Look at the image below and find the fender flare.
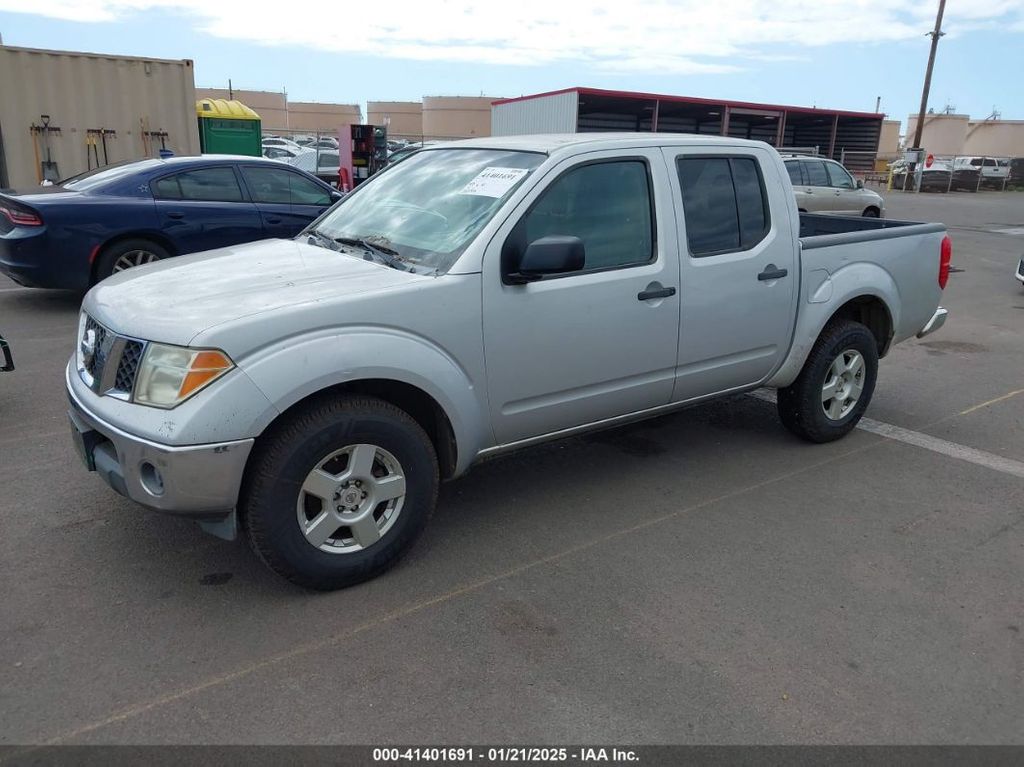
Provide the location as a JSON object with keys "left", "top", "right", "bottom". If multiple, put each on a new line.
{"left": 238, "top": 327, "right": 491, "bottom": 476}
{"left": 767, "top": 262, "right": 899, "bottom": 389}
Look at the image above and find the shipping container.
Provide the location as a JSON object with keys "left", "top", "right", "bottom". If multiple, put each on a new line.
{"left": 0, "top": 45, "right": 200, "bottom": 189}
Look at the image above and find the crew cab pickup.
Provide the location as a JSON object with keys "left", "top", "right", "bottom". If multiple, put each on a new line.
{"left": 67, "top": 134, "right": 950, "bottom": 590}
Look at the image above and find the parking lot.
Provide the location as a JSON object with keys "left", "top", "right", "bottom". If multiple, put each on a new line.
{"left": 1, "top": 191, "right": 1022, "bottom": 746}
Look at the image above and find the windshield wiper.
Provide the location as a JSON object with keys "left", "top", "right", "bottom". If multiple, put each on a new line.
{"left": 305, "top": 229, "right": 340, "bottom": 251}
{"left": 333, "top": 236, "right": 412, "bottom": 272}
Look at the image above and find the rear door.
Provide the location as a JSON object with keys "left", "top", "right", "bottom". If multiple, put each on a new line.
{"left": 239, "top": 164, "right": 334, "bottom": 238}
{"left": 798, "top": 159, "right": 836, "bottom": 212}
{"left": 663, "top": 147, "right": 798, "bottom": 401}
{"left": 151, "top": 166, "right": 262, "bottom": 254}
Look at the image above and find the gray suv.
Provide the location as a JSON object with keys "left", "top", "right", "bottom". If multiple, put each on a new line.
{"left": 784, "top": 156, "right": 885, "bottom": 217}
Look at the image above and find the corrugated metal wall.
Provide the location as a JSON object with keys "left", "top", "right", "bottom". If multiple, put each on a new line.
{"left": 491, "top": 91, "right": 578, "bottom": 136}
{"left": 0, "top": 45, "right": 200, "bottom": 189}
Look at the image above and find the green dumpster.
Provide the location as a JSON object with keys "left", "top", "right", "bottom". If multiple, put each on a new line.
{"left": 196, "top": 99, "right": 261, "bottom": 156}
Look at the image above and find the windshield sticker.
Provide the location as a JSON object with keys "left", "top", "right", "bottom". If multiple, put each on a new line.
{"left": 459, "top": 167, "right": 529, "bottom": 198}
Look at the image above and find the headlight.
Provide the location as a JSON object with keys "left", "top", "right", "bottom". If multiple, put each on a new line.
{"left": 134, "top": 343, "right": 234, "bottom": 408}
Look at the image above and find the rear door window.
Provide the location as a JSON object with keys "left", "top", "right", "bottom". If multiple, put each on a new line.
{"left": 152, "top": 167, "right": 244, "bottom": 202}
{"left": 676, "top": 156, "right": 770, "bottom": 257}
{"left": 803, "top": 161, "right": 829, "bottom": 186}
{"left": 785, "top": 161, "right": 804, "bottom": 185}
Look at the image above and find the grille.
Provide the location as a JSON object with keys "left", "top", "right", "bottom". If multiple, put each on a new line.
{"left": 83, "top": 315, "right": 109, "bottom": 381}
{"left": 114, "top": 340, "right": 144, "bottom": 393}
{"left": 79, "top": 314, "right": 145, "bottom": 397}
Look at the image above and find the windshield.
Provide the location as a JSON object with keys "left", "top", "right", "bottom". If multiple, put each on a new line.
{"left": 306, "top": 148, "right": 544, "bottom": 273}
{"left": 62, "top": 159, "right": 163, "bottom": 191}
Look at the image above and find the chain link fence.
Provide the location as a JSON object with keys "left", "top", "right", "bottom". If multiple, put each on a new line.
{"left": 887, "top": 154, "right": 1016, "bottom": 193}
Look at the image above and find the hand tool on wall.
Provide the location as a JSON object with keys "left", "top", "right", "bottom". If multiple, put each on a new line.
{"left": 30, "top": 115, "right": 62, "bottom": 183}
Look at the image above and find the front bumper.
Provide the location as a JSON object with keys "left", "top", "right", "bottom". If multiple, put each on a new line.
{"left": 67, "top": 377, "right": 254, "bottom": 520}
{"left": 916, "top": 306, "right": 948, "bottom": 339}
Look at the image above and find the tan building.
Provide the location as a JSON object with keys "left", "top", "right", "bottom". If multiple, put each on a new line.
{"left": 422, "top": 96, "right": 496, "bottom": 139}
{"left": 195, "top": 88, "right": 288, "bottom": 130}
{"left": 906, "top": 112, "right": 1024, "bottom": 157}
{"left": 195, "top": 89, "right": 360, "bottom": 134}
{"left": 878, "top": 119, "right": 901, "bottom": 159}
{"left": 368, "top": 101, "right": 423, "bottom": 138}
{"left": 287, "top": 102, "right": 361, "bottom": 133}
{"left": 1, "top": 44, "right": 200, "bottom": 188}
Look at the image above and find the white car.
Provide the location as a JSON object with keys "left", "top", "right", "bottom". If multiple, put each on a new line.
{"left": 261, "top": 136, "right": 305, "bottom": 152}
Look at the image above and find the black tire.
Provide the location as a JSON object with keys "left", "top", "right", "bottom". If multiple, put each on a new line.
{"left": 93, "top": 238, "right": 170, "bottom": 283}
{"left": 776, "top": 320, "right": 879, "bottom": 443}
{"left": 242, "top": 395, "right": 438, "bottom": 590}
{"left": 862, "top": 206, "right": 880, "bottom": 218}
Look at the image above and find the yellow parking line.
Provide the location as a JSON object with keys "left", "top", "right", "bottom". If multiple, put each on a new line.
{"left": 959, "top": 389, "right": 1024, "bottom": 416}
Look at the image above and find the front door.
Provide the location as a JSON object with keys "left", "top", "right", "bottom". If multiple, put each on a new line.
{"left": 664, "top": 147, "right": 798, "bottom": 401}
{"left": 826, "top": 161, "right": 863, "bottom": 215}
{"left": 482, "top": 150, "right": 680, "bottom": 445}
{"left": 239, "top": 164, "right": 334, "bottom": 238}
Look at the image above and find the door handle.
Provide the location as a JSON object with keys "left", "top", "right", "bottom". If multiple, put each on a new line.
{"left": 758, "top": 264, "right": 789, "bottom": 281}
{"left": 266, "top": 217, "right": 283, "bottom": 224}
{"left": 167, "top": 212, "right": 185, "bottom": 220}
{"left": 637, "top": 285, "right": 676, "bottom": 301}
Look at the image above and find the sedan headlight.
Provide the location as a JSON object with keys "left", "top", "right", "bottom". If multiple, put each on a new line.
{"left": 134, "top": 343, "right": 234, "bottom": 408}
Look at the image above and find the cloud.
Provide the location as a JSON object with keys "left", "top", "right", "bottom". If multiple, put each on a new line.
{"left": 2, "top": 0, "right": 1023, "bottom": 74}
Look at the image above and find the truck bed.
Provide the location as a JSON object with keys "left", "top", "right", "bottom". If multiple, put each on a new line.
{"left": 799, "top": 212, "right": 944, "bottom": 243}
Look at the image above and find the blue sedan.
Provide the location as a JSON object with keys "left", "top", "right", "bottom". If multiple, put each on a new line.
{"left": 0, "top": 155, "right": 343, "bottom": 290}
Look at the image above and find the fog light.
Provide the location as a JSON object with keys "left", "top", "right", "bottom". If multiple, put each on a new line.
{"left": 139, "top": 461, "right": 165, "bottom": 496}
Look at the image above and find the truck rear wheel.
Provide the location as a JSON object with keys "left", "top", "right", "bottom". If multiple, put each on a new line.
{"left": 242, "top": 394, "right": 438, "bottom": 590}
{"left": 776, "top": 319, "right": 878, "bottom": 443}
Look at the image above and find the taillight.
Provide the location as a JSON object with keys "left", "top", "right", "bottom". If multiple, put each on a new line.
{"left": 938, "top": 235, "right": 952, "bottom": 289}
{"left": 0, "top": 204, "right": 43, "bottom": 227}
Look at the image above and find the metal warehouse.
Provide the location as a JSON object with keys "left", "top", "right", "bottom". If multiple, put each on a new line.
{"left": 492, "top": 87, "right": 884, "bottom": 171}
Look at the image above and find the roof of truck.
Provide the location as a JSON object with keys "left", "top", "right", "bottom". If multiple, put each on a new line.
{"left": 434, "top": 133, "right": 769, "bottom": 155}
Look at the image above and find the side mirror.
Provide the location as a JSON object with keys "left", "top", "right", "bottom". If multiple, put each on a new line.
{"left": 508, "top": 236, "right": 585, "bottom": 284}
{"left": 330, "top": 190, "right": 345, "bottom": 202}
{"left": 856, "top": 179, "right": 864, "bottom": 189}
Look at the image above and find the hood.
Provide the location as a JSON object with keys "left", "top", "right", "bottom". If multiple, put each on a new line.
{"left": 85, "top": 238, "right": 428, "bottom": 347}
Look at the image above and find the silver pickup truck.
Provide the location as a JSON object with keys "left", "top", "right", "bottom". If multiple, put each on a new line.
{"left": 67, "top": 134, "right": 950, "bottom": 590}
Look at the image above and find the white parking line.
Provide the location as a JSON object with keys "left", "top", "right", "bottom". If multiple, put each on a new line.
{"left": 748, "top": 390, "right": 1024, "bottom": 480}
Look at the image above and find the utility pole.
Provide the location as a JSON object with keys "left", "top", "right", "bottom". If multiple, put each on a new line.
{"left": 912, "top": 0, "right": 946, "bottom": 149}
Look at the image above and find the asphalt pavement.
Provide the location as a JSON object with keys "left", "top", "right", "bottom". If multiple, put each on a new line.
{"left": 0, "top": 190, "right": 1021, "bottom": 746}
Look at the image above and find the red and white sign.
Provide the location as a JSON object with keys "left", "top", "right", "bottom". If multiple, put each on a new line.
{"left": 925, "top": 153, "right": 934, "bottom": 168}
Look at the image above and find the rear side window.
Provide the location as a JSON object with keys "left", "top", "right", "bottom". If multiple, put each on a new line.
{"left": 803, "top": 161, "right": 829, "bottom": 186}
{"left": 676, "top": 156, "right": 770, "bottom": 257}
{"left": 785, "top": 161, "right": 804, "bottom": 186}
{"left": 521, "top": 160, "right": 654, "bottom": 271}
{"left": 152, "top": 167, "right": 244, "bottom": 202}
{"left": 241, "top": 166, "right": 331, "bottom": 205}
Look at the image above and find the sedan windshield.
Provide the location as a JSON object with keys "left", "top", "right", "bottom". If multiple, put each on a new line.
{"left": 306, "top": 148, "right": 544, "bottom": 273}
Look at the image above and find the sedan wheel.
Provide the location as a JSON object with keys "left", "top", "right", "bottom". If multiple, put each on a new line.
{"left": 112, "top": 249, "right": 161, "bottom": 272}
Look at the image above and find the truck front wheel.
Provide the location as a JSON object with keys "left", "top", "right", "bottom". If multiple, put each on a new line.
{"left": 776, "top": 320, "right": 878, "bottom": 443}
{"left": 242, "top": 395, "right": 438, "bottom": 590}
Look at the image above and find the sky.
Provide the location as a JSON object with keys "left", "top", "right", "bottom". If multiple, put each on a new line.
{"left": 1, "top": 1, "right": 1022, "bottom": 131}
